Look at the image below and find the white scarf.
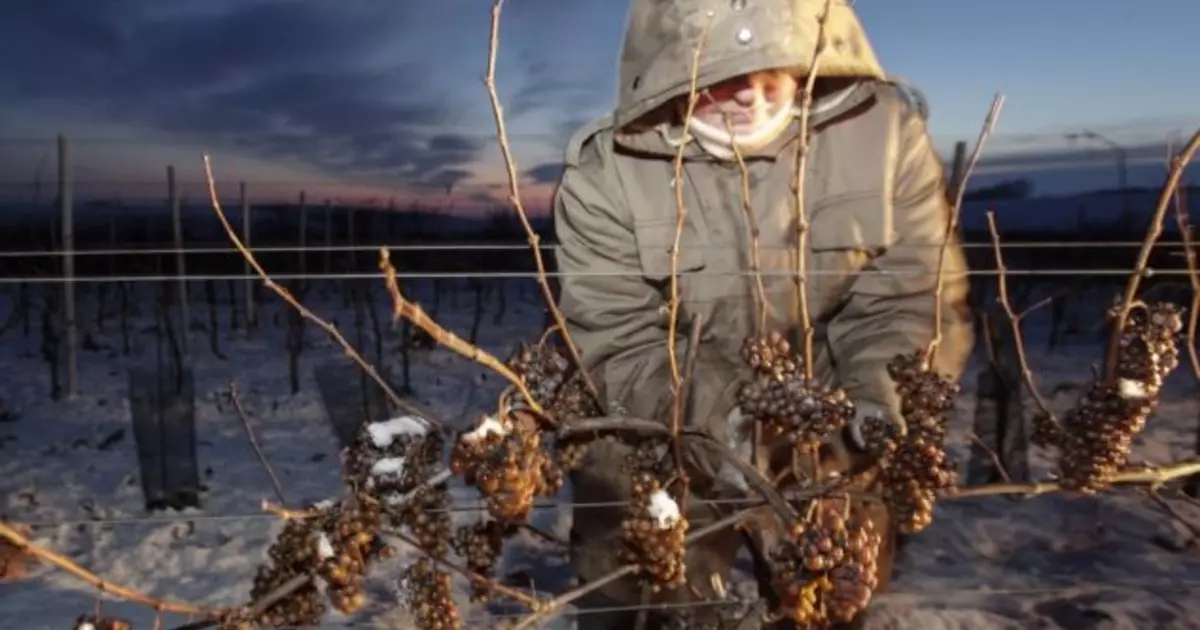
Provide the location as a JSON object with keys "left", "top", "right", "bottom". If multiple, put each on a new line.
{"left": 682, "top": 82, "right": 861, "bottom": 160}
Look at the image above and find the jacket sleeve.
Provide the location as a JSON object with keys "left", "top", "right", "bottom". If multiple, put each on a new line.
{"left": 552, "top": 129, "right": 741, "bottom": 430}
{"left": 824, "top": 100, "right": 974, "bottom": 423}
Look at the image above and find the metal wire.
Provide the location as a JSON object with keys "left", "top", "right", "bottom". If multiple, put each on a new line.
{"left": 34, "top": 577, "right": 1200, "bottom": 630}
{"left": 0, "top": 267, "right": 1193, "bottom": 285}
{"left": 0, "top": 240, "right": 1191, "bottom": 259}
{"left": 18, "top": 497, "right": 765, "bottom": 530}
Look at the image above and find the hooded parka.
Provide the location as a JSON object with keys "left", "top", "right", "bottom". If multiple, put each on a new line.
{"left": 552, "top": 1, "right": 973, "bottom": 627}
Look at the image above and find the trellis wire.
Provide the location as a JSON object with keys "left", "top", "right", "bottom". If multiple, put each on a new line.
{"left": 0, "top": 240, "right": 1190, "bottom": 258}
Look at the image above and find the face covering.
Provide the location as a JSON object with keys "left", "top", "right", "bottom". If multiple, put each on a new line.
{"left": 681, "top": 71, "right": 859, "bottom": 160}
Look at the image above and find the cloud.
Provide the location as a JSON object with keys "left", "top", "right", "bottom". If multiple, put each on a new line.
{"left": 0, "top": 0, "right": 485, "bottom": 191}
{"left": 524, "top": 162, "right": 564, "bottom": 185}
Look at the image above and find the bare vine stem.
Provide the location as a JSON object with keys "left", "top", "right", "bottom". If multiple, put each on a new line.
{"left": 984, "top": 211, "right": 1057, "bottom": 423}
{"left": 201, "top": 156, "right": 441, "bottom": 431}
{"left": 508, "top": 508, "right": 753, "bottom": 630}
{"left": 723, "top": 116, "right": 769, "bottom": 333}
{"left": 0, "top": 521, "right": 221, "bottom": 617}
{"left": 227, "top": 381, "right": 287, "bottom": 505}
{"left": 791, "top": 0, "right": 834, "bottom": 379}
{"left": 1102, "top": 129, "right": 1200, "bottom": 381}
{"left": 925, "top": 94, "right": 1004, "bottom": 361}
{"left": 379, "top": 249, "right": 545, "bottom": 416}
{"left": 483, "top": 0, "right": 599, "bottom": 403}
{"left": 666, "top": 12, "right": 714, "bottom": 386}
{"left": 1167, "top": 159, "right": 1200, "bottom": 383}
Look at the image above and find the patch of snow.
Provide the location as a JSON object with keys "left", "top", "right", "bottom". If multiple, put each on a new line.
{"left": 366, "top": 416, "right": 428, "bottom": 447}
{"left": 0, "top": 282, "right": 1198, "bottom": 630}
{"left": 1117, "top": 378, "right": 1149, "bottom": 399}
{"left": 370, "top": 457, "right": 406, "bottom": 478}
{"left": 316, "top": 533, "right": 335, "bottom": 560}
{"left": 646, "top": 490, "right": 681, "bottom": 529}
{"left": 461, "top": 415, "right": 509, "bottom": 443}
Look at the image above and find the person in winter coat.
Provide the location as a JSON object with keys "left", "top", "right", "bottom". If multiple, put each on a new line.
{"left": 551, "top": 0, "right": 973, "bottom": 628}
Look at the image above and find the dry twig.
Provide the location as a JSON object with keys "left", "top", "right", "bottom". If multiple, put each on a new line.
{"left": 383, "top": 529, "right": 542, "bottom": 608}
{"left": 227, "top": 381, "right": 287, "bottom": 505}
{"left": 1103, "top": 129, "right": 1200, "bottom": 381}
{"left": 723, "top": 116, "right": 770, "bottom": 333}
{"left": 201, "top": 156, "right": 440, "bottom": 431}
{"left": 984, "top": 211, "right": 1057, "bottom": 423}
{"left": 945, "top": 459, "right": 1200, "bottom": 499}
{"left": 557, "top": 417, "right": 800, "bottom": 524}
{"left": 1168, "top": 160, "right": 1200, "bottom": 382}
{"left": 791, "top": 0, "right": 834, "bottom": 379}
{"left": 509, "top": 509, "right": 753, "bottom": 630}
{"left": 926, "top": 94, "right": 1004, "bottom": 361}
{"left": 483, "top": 0, "right": 599, "bottom": 403}
{"left": 0, "top": 520, "right": 219, "bottom": 617}
{"left": 666, "top": 12, "right": 714, "bottom": 385}
{"left": 379, "top": 249, "right": 544, "bottom": 416}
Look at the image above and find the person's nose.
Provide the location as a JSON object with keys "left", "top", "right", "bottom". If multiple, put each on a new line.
{"left": 731, "top": 82, "right": 759, "bottom": 107}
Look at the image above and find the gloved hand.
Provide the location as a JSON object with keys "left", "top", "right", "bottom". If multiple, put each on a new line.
{"left": 708, "top": 406, "right": 754, "bottom": 493}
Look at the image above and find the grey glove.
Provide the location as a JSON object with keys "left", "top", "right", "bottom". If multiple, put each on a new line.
{"left": 711, "top": 406, "right": 755, "bottom": 493}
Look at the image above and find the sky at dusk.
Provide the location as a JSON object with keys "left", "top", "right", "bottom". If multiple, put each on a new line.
{"left": 0, "top": 0, "right": 1197, "bottom": 212}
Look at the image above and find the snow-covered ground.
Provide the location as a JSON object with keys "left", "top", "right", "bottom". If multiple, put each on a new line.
{"left": 1, "top": 278, "right": 1198, "bottom": 629}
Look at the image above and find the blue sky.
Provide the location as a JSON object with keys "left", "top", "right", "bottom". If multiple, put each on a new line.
{"left": 0, "top": 0, "right": 1195, "bottom": 210}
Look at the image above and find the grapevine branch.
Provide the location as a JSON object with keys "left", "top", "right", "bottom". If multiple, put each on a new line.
{"left": 1169, "top": 172, "right": 1200, "bottom": 383}
{"left": 509, "top": 508, "right": 753, "bottom": 630}
{"left": 483, "top": 0, "right": 599, "bottom": 404}
{"left": 926, "top": 93, "right": 1004, "bottom": 361}
{"left": 723, "top": 115, "right": 769, "bottom": 333}
{"left": 0, "top": 520, "right": 220, "bottom": 617}
{"left": 671, "top": 315, "right": 705, "bottom": 503}
{"left": 557, "top": 417, "right": 804, "bottom": 525}
{"left": 227, "top": 380, "right": 287, "bottom": 505}
{"left": 1103, "top": 129, "right": 1200, "bottom": 381}
{"left": 662, "top": 11, "right": 714, "bottom": 523}
{"left": 379, "top": 249, "right": 545, "bottom": 417}
{"left": 791, "top": 0, "right": 834, "bottom": 380}
{"left": 984, "top": 211, "right": 1057, "bottom": 423}
{"left": 666, "top": 11, "right": 714, "bottom": 385}
{"left": 201, "top": 156, "right": 442, "bottom": 432}
{"left": 722, "top": 125, "right": 770, "bottom": 474}
{"left": 382, "top": 529, "right": 541, "bottom": 608}
{"left": 945, "top": 459, "right": 1200, "bottom": 499}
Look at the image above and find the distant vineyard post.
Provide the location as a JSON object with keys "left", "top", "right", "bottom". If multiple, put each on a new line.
{"left": 168, "top": 164, "right": 190, "bottom": 358}
{"left": 56, "top": 134, "right": 80, "bottom": 397}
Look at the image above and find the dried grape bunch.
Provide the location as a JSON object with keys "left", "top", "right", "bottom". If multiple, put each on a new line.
{"left": 315, "top": 493, "right": 385, "bottom": 615}
{"left": 551, "top": 374, "right": 602, "bottom": 422}
{"left": 345, "top": 416, "right": 452, "bottom": 555}
{"left": 450, "top": 415, "right": 563, "bottom": 524}
{"left": 770, "top": 499, "right": 882, "bottom": 627}
{"left": 400, "top": 558, "right": 461, "bottom": 630}
{"left": 250, "top": 507, "right": 334, "bottom": 628}
{"left": 737, "top": 334, "right": 855, "bottom": 451}
{"left": 880, "top": 349, "right": 959, "bottom": 534}
{"left": 556, "top": 436, "right": 589, "bottom": 472}
{"left": 507, "top": 341, "right": 569, "bottom": 408}
{"left": 618, "top": 471, "right": 688, "bottom": 591}
{"left": 854, "top": 413, "right": 900, "bottom": 461}
{"left": 740, "top": 331, "right": 799, "bottom": 379}
{"left": 508, "top": 338, "right": 602, "bottom": 424}
{"left": 622, "top": 439, "right": 674, "bottom": 479}
{"left": 451, "top": 520, "right": 511, "bottom": 602}
{"left": 1057, "top": 301, "right": 1183, "bottom": 493}
{"left": 1030, "top": 410, "right": 1064, "bottom": 449}
{"left": 73, "top": 616, "right": 132, "bottom": 630}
